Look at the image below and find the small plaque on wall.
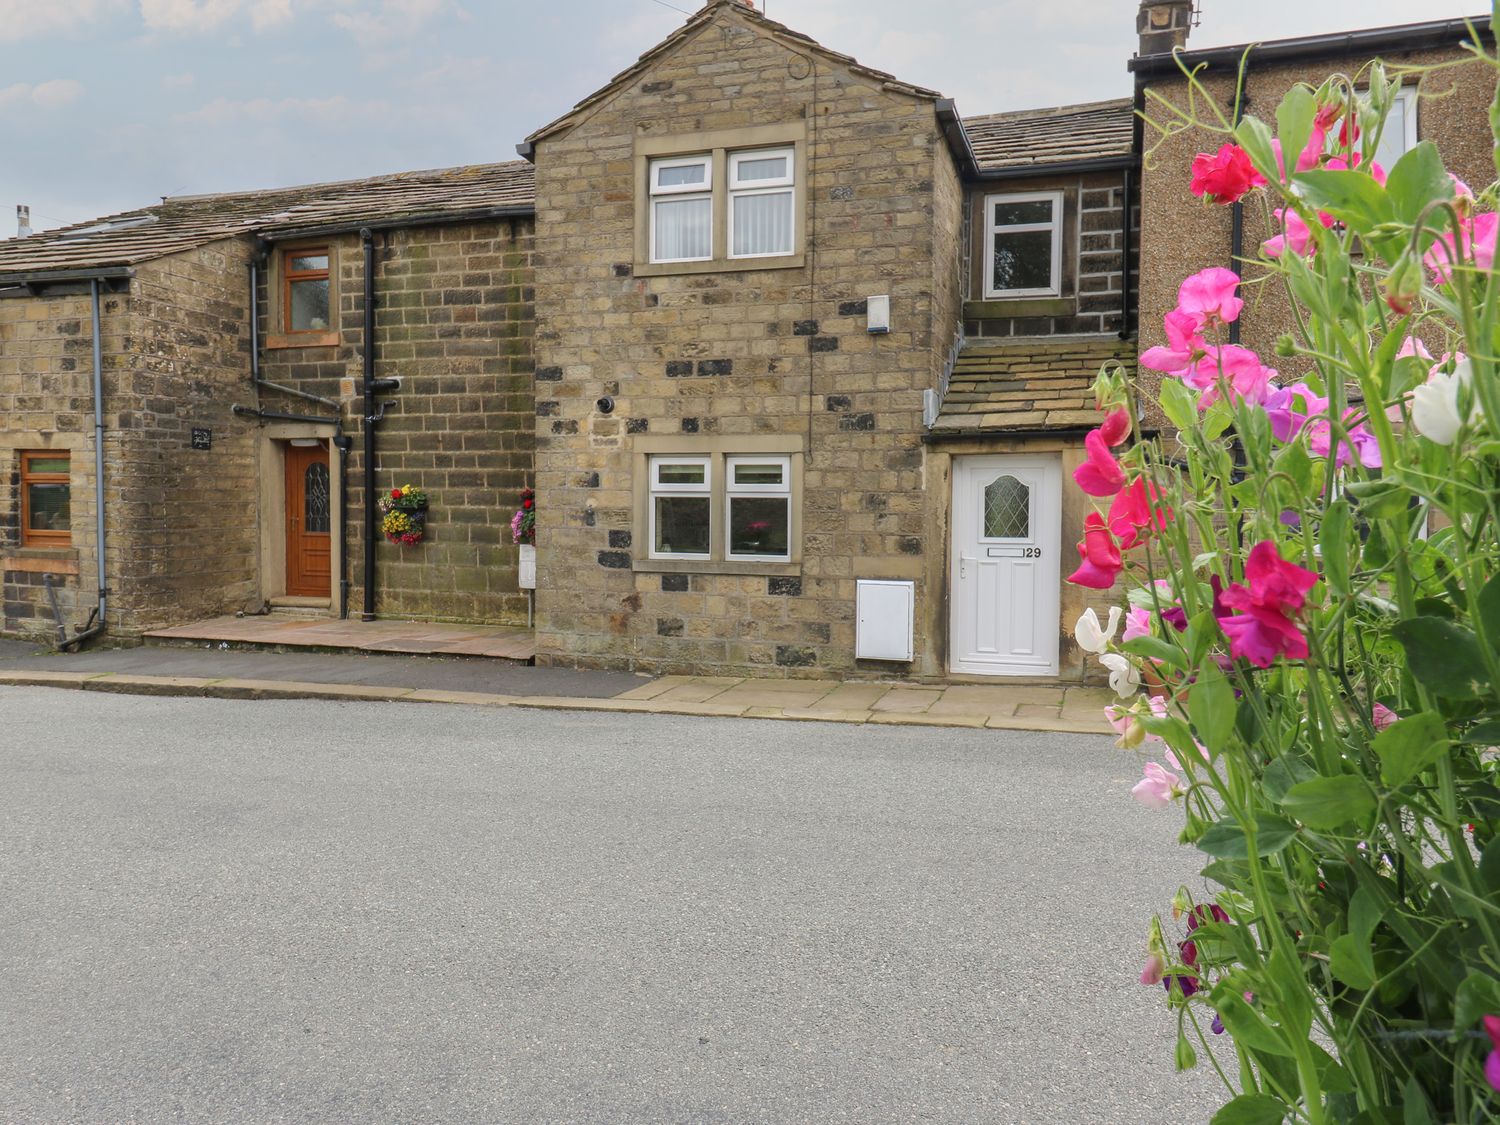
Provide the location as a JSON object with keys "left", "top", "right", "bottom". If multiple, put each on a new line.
{"left": 191, "top": 428, "right": 211, "bottom": 450}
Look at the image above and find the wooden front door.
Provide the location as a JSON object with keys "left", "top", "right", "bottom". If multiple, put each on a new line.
{"left": 285, "top": 443, "right": 331, "bottom": 598}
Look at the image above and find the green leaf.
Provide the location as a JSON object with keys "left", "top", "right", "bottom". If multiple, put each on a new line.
{"left": 1188, "top": 662, "right": 1236, "bottom": 756}
{"left": 1262, "top": 756, "right": 1316, "bottom": 804}
{"left": 1330, "top": 933, "right": 1377, "bottom": 989}
{"left": 1402, "top": 1078, "right": 1435, "bottom": 1125}
{"left": 1384, "top": 141, "right": 1454, "bottom": 227}
{"left": 1320, "top": 500, "right": 1352, "bottom": 597}
{"left": 1374, "top": 711, "right": 1449, "bottom": 787}
{"left": 1232, "top": 114, "right": 1278, "bottom": 186}
{"left": 1344, "top": 478, "right": 1414, "bottom": 521}
{"left": 1293, "top": 168, "right": 1392, "bottom": 233}
{"left": 1455, "top": 972, "right": 1500, "bottom": 1029}
{"left": 1280, "top": 775, "right": 1376, "bottom": 830}
{"left": 1391, "top": 617, "right": 1490, "bottom": 700}
{"left": 1122, "top": 634, "right": 1185, "bottom": 668}
{"left": 1479, "top": 570, "right": 1500, "bottom": 650}
{"left": 1274, "top": 440, "right": 1313, "bottom": 495}
{"left": 1198, "top": 814, "right": 1298, "bottom": 859}
{"left": 1212, "top": 987, "right": 1295, "bottom": 1056}
{"left": 1161, "top": 378, "right": 1200, "bottom": 431}
{"left": 1274, "top": 86, "right": 1317, "bottom": 184}
{"left": 1481, "top": 835, "right": 1500, "bottom": 894}
{"left": 1211, "top": 1095, "right": 1287, "bottom": 1125}
{"left": 1349, "top": 884, "right": 1384, "bottom": 944}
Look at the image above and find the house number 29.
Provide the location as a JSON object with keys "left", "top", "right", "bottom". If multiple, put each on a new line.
{"left": 1022, "top": 547, "right": 1042, "bottom": 558}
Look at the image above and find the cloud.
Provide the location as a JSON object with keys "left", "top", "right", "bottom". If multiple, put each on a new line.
{"left": 0, "top": 0, "right": 126, "bottom": 42}
{"left": 0, "top": 80, "right": 86, "bottom": 111}
{"left": 330, "top": 0, "right": 456, "bottom": 47}
{"left": 162, "top": 71, "right": 196, "bottom": 87}
{"left": 176, "top": 93, "right": 373, "bottom": 127}
{"left": 138, "top": 0, "right": 293, "bottom": 34}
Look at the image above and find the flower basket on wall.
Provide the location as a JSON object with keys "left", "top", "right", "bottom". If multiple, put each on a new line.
{"left": 379, "top": 484, "right": 428, "bottom": 546}
{"left": 512, "top": 488, "right": 536, "bottom": 589}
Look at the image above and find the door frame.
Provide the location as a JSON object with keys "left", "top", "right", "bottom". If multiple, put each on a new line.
{"left": 257, "top": 423, "right": 341, "bottom": 609}
{"left": 948, "top": 452, "right": 1063, "bottom": 677}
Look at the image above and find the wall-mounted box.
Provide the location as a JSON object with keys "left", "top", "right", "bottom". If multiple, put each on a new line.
{"left": 855, "top": 578, "right": 914, "bottom": 661}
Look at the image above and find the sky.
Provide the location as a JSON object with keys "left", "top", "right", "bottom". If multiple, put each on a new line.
{"left": 0, "top": 0, "right": 1485, "bottom": 233}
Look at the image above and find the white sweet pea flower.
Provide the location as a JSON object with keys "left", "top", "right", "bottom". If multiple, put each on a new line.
{"left": 1074, "top": 606, "right": 1122, "bottom": 655}
{"left": 1099, "top": 653, "right": 1141, "bottom": 698}
{"left": 1411, "top": 358, "right": 1481, "bottom": 446}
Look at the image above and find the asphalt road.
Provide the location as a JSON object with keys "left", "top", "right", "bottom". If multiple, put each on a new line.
{"left": 0, "top": 688, "right": 1218, "bottom": 1123}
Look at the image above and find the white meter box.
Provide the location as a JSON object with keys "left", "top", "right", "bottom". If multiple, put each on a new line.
{"left": 855, "top": 579, "right": 914, "bottom": 662}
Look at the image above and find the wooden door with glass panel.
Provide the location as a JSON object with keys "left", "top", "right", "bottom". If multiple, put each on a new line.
{"left": 284, "top": 443, "right": 331, "bottom": 598}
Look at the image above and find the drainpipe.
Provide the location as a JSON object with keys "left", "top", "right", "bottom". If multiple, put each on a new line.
{"left": 1119, "top": 164, "right": 1135, "bottom": 340}
{"left": 335, "top": 433, "right": 352, "bottom": 619}
{"left": 61, "top": 278, "right": 109, "bottom": 650}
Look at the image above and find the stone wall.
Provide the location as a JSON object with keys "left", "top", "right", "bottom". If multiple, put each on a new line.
{"left": 255, "top": 218, "right": 536, "bottom": 624}
{"left": 530, "top": 4, "right": 962, "bottom": 676}
{"left": 0, "top": 286, "right": 117, "bottom": 638}
{"left": 963, "top": 170, "right": 1137, "bottom": 339}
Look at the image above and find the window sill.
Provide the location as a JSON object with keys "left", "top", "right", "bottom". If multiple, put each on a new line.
{"left": 633, "top": 558, "right": 801, "bottom": 578}
{"left": 266, "top": 331, "right": 338, "bottom": 350}
{"left": 7, "top": 546, "right": 78, "bottom": 559}
{"left": 634, "top": 253, "right": 804, "bottom": 278}
{"left": 965, "top": 297, "right": 1072, "bottom": 319}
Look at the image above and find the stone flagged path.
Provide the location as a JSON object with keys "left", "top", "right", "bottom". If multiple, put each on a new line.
{"left": 144, "top": 615, "right": 537, "bottom": 661}
{"left": 0, "top": 638, "right": 1114, "bottom": 733}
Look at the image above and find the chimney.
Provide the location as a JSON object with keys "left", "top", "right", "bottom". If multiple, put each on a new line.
{"left": 1137, "top": 0, "right": 1195, "bottom": 55}
{"left": 16, "top": 204, "right": 31, "bottom": 238}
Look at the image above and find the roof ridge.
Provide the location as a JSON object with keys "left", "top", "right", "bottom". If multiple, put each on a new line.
{"left": 961, "top": 97, "right": 1134, "bottom": 126}
{"left": 163, "top": 159, "right": 533, "bottom": 206}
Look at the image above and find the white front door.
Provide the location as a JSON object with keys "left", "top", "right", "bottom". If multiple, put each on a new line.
{"left": 950, "top": 454, "right": 1062, "bottom": 676}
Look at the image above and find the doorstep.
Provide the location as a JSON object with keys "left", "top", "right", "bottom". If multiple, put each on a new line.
{"left": 142, "top": 615, "right": 536, "bottom": 663}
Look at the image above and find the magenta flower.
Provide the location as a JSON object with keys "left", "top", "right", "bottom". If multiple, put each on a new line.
{"left": 1270, "top": 127, "right": 1327, "bottom": 181}
{"left": 1177, "top": 267, "right": 1244, "bottom": 329}
{"left": 1263, "top": 207, "right": 1334, "bottom": 259}
{"left": 1107, "top": 477, "right": 1173, "bottom": 550}
{"left": 1187, "top": 344, "right": 1277, "bottom": 407}
{"left": 1066, "top": 513, "right": 1124, "bottom": 590}
{"left": 1263, "top": 382, "right": 1323, "bottom": 442}
{"left": 1189, "top": 143, "right": 1267, "bottom": 204}
{"left": 1098, "top": 407, "right": 1132, "bottom": 447}
{"left": 1485, "top": 1015, "right": 1500, "bottom": 1091}
{"left": 1217, "top": 541, "right": 1319, "bottom": 669}
{"left": 1306, "top": 410, "right": 1382, "bottom": 469}
{"left": 1371, "top": 703, "right": 1398, "bottom": 731}
{"left": 1074, "top": 428, "right": 1127, "bottom": 497}
{"left": 1425, "top": 212, "right": 1499, "bottom": 285}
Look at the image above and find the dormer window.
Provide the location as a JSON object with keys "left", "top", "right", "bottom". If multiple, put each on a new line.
{"left": 984, "top": 191, "right": 1063, "bottom": 298}
{"left": 284, "top": 247, "right": 331, "bottom": 332}
{"left": 650, "top": 155, "right": 713, "bottom": 263}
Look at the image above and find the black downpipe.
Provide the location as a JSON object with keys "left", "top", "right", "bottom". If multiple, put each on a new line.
{"left": 335, "top": 433, "right": 352, "bottom": 619}
{"left": 1228, "top": 202, "right": 1244, "bottom": 346}
{"left": 1120, "top": 164, "right": 1135, "bottom": 341}
{"left": 361, "top": 229, "right": 378, "bottom": 622}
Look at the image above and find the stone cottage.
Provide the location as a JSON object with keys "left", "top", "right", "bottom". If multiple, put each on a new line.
{"left": 0, "top": 164, "right": 536, "bottom": 641}
{"left": 522, "top": 0, "right": 1137, "bottom": 680}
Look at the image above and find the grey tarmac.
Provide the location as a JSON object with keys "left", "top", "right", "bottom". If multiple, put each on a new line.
{"left": 1, "top": 687, "right": 1219, "bottom": 1123}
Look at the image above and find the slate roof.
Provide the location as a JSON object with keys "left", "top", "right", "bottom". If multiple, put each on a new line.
{"left": 962, "top": 99, "right": 1136, "bottom": 172}
{"left": 524, "top": 0, "right": 940, "bottom": 147}
{"left": 0, "top": 161, "right": 535, "bottom": 279}
{"left": 932, "top": 337, "right": 1138, "bottom": 433}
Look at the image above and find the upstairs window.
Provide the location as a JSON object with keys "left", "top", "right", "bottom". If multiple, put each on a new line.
{"left": 729, "top": 148, "right": 794, "bottom": 258}
{"left": 1371, "top": 87, "right": 1418, "bottom": 170}
{"left": 650, "top": 156, "right": 713, "bottom": 264}
{"left": 984, "top": 191, "right": 1063, "bottom": 299}
{"left": 20, "top": 451, "right": 70, "bottom": 547}
{"left": 283, "top": 247, "right": 331, "bottom": 333}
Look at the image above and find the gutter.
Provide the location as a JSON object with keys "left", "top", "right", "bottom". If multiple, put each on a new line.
{"left": 971, "top": 155, "right": 1139, "bottom": 181}
{"left": 1128, "top": 15, "right": 1492, "bottom": 77}
{"left": 257, "top": 205, "right": 535, "bottom": 245}
{"left": 935, "top": 99, "right": 980, "bottom": 180}
{"left": 0, "top": 265, "right": 133, "bottom": 286}
{"left": 923, "top": 424, "right": 1162, "bottom": 445}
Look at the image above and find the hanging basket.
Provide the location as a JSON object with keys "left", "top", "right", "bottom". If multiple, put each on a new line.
{"left": 379, "top": 485, "right": 429, "bottom": 546}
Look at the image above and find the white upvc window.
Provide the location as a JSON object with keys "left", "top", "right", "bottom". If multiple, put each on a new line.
{"left": 649, "top": 154, "right": 713, "bottom": 264}
{"left": 649, "top": 456, "right": 712, "bottom": 558}
{"left": 1372, "top": 86, "right": 1418, "bottom": 170}
{"left": 725, "top": 456, "right": 791, "bottom": 561}
{"left": 983, "top": 190, "right": 1063, "bottom": 299}
{"left": 728, "top": 147, "right": 795, "bottom": 259}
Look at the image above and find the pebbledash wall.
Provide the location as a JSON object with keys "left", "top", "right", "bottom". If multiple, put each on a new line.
{"left": 0, "top": 241, "right": 260, "bottom": 638}
{"left": 255, "top": 217, "right": 536, "bottom": 624}
{"left": 528, "top": 1, "right": 964, "bottom": 676}
{"left": 1134, "top": 42, "right": 1496, "bottom": 410}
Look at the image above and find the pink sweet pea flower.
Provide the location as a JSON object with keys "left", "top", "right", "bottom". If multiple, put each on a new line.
{"left": 1189, "top": 143, "right": 1267, "bottom": 204}
{"left": 1188, "top": 345, "right": 1277, "bottom": 407}
{"left": 1074, "top": 429, "right": 1127, "bottom": 497}
{"left": 1306, "top": 410, "right": 1382, "bottom": 469}
{"left": 1177, "top": 268, "right": 1243, "bottom": 329}
{"left": 1325, "top": 154, "right": 1387, "bottom": 186}
{"left": 1066, "top": 512, "right": 1123, "bottom": 589}
{"left": 1396, "top": 337, "right": 1434, "bottom": 362}
{"left": 1263, "top": 382, "right": 1324, "bottom": 442}
{"left": 1140, "top": 309, "right": 1208, "bottom": 377}
{"left": 1371, "top": 703, "right": 1398, "bottom": 731}
{"left": 1132, "top": 761, "right": 1184, "bottom": 809}
{"left": 1122, "top": 606, "right": 1154, "bottom": 643}
{"left": 1263, "top": 207, "right": 1335, "bottom": 259}
{"left": 1217, "top": 541, "right": 1320, "bottom": 669}
{"left": 1139, "top": 953, "right": 1166, "bottom": 986}
{"left": 1425, "top": 212, "right": 1500, "bottom": 285}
